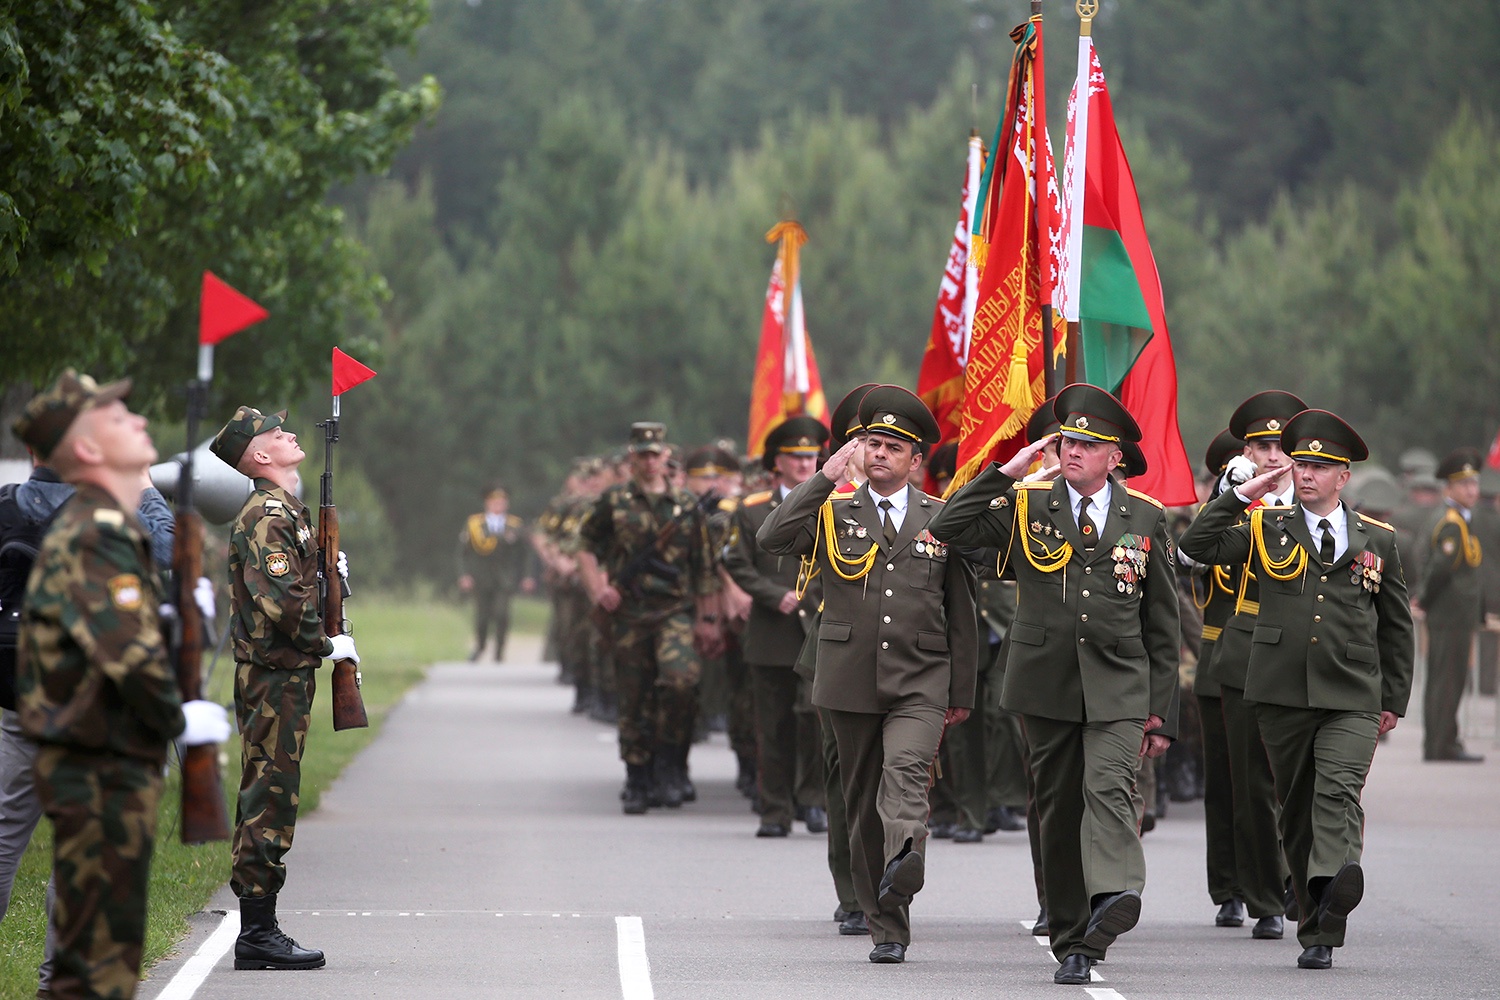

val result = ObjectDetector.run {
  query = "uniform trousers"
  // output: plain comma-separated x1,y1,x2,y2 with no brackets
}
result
1195,693,1239,905
233,662,315,898
1255,704,1379,949
0,709,55,988
36,747,161,1000
1423,625,1474,757
750,664,823,828
817,708,859,914
1222,684,1288,916
827,702,945,947
1023,715,1148,961
472,584,515,660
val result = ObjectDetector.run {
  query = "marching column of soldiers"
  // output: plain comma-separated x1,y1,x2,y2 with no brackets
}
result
525,378,1494,979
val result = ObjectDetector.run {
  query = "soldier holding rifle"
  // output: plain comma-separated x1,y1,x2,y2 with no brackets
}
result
211,406,360,971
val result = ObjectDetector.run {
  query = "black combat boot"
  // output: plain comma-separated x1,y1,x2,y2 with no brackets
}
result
735,754,757,798
234,894,326,970
622,763,651,815
677,743,697,803
653,746,684,808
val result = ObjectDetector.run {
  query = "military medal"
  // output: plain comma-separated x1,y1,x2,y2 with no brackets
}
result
916,542,926,554
855,526,867,539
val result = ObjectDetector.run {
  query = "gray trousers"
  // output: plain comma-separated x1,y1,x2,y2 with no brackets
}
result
0,709,56,989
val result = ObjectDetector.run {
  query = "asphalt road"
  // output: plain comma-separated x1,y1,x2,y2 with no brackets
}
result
140,639,1500,1000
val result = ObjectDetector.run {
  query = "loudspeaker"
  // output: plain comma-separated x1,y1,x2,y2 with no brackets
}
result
150,439,256,526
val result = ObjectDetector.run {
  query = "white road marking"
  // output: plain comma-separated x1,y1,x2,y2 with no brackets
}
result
153,910,238,1000
1085,988,1125,999
616,914,655,1000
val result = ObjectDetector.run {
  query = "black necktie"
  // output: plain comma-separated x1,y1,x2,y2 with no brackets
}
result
879,499,897,548
1077,497,1095,550
1318,518,1335,565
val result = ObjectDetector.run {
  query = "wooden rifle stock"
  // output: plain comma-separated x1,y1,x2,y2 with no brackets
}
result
319,428,368,731
170,466,231,843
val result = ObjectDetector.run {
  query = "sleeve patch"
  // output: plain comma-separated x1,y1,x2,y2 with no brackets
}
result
108,574,143,611
265,552,291,577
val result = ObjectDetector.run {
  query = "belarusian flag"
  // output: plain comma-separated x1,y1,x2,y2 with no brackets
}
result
747,220,830,457
1057,26,1195,505
951,16,1063,493
917,133,984,449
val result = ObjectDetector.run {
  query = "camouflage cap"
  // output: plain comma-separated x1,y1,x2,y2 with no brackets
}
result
12,368,132,460
210,405,286,468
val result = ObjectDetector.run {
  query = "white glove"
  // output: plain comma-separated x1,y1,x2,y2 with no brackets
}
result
1219,454,1256,493
181,700,231,746
193,576,216,622
336,550,349,583
329,633,360,664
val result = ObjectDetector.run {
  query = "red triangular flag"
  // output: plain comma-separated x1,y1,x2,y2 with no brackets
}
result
332,348,377,396
199,271,269,345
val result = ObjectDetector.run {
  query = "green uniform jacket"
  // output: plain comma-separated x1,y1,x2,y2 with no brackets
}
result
723,489,820,666
1418,503,1483,629
927,466,1181,731
1179,490,1415,715
757,472,978,714
228,481,334,671
456,513,532,591
1192,558,1239,698
17,484,184,764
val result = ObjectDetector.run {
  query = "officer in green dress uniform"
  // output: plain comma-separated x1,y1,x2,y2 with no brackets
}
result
1417,447,1485,762
1180,408,1415,971
456,485,534,661
928,383,1181,985
759,386,977,964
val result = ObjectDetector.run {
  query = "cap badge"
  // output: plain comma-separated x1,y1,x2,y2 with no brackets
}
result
1309,440,1323,452
882,414,896,425
1266,419,1280,431
1075,416,1089,430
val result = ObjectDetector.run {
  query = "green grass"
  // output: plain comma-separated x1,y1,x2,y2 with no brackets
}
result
0,590,483,996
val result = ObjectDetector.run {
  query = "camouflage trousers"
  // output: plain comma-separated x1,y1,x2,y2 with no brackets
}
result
232,662,315,898
35,746,162,1000
613,608,701,765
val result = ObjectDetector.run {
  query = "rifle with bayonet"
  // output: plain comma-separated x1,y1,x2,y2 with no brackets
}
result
318,401,368,731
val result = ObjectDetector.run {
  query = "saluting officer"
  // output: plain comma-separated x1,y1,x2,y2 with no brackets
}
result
759,385,977,964
1180,408,1415,971
1417,447,1486,762
212,406,361,971
929,383,1181,985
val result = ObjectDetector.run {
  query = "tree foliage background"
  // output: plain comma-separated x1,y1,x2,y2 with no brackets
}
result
4,0,1498,584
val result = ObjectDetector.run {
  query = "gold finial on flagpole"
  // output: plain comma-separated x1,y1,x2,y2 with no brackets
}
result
1077,0,1097,36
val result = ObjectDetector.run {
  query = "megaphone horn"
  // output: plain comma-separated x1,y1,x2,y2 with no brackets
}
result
150,438,256,526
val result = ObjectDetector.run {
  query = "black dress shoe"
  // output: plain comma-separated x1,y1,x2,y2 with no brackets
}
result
877,851,925,909
1215,898,1246,927
993,805,1025,831
1316,862,1363,937
930,821,958,839
1430,748,1486,762
804,806,828,833
1140,812,1156,833
1252,915,1284,939
1031,907,1049,936
1284,881,1300,921
952,827,983,844
839,910,869,936
1083,890,1141,951
869,942,906,963
755,822,790,838
834,906,851,922
1053,954,1093,984
1297,944,1333,969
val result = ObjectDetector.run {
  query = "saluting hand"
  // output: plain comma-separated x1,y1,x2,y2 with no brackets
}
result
1236,463,1291,502
1000,434,1057,479
820,437,862,485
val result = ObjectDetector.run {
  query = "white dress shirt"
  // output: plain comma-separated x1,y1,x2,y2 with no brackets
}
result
485,513,506,535
1303,503,1349,564
1065,479,1113,536
868,483,910,534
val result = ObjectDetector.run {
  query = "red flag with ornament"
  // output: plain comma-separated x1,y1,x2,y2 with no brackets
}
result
951,16,1064,493
747,221,830,458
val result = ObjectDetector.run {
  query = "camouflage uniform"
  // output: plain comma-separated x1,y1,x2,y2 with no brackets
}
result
579,480,711,766
18,484,183,1000
227,479,333,899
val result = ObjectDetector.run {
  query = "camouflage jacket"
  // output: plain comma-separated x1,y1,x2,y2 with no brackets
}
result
579,479,714,615
17,484,184,763
228,480,333,670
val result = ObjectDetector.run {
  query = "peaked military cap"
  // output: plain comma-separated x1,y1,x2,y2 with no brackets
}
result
1398,447,1438,479
1117,440,1148,478
686,445,743,477
1436,447,1483,482
1052,383,1141,443
830,383,879,448
209,405,286,469
858,385,941,446
1228,390,1307,441
1280,409,1368,465
1203,429,1245,478
12,368,133,460
1026,394,1061,444
628,421,668,453
761,415,830,470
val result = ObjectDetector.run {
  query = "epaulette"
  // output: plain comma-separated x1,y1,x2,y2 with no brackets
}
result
93,509,125,528
743,490,774,506
717,497,740,512
1016,481,1052,490
1261,504,1294,511
1358,514,1396,533
263,498,290,517
1125,487,1164,510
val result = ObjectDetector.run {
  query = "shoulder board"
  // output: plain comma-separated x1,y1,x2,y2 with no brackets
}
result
717,497,740,513
263,498,290,517
1261,504,1294,512
1124,487,1164,509
93,509,126,528
743,490,774,506
512,515,524,526
1016,481,1052,490
1358,515,1396,533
